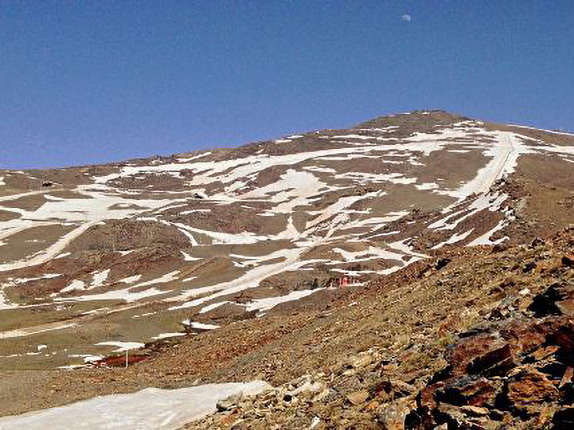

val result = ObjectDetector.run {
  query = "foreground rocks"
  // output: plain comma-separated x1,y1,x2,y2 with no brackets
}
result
184,230,574,429
185,347,419,429
186,317,574,429
406,315,574,429
186,314,574,429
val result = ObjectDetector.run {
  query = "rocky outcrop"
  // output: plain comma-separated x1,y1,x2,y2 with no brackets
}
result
184,347,419,429
406,309,574,429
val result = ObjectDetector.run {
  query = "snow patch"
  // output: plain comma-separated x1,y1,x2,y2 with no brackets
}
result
245,289,323,314
152,332,186,340
95,341,145,352
0,381,271,430
182,320,220,330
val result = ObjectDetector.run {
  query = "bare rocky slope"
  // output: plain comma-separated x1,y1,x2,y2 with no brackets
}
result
0,110,573,429
182,231,574,430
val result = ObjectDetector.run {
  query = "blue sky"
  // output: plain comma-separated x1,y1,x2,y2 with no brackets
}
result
1,1,573,169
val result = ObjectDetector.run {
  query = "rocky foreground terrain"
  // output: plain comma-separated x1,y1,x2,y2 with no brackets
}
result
0,110,573,429
183,231,574,429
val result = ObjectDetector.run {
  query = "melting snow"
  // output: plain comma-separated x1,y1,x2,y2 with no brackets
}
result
60,280,86,293
239,169,328,214
432,229,475,249
117,274,142,284
430,192,508,231
468,219,509,246
8,273,63,285
0,322,77,339
134,271,180,288
0,381,271,430
168,248,311,310
182,321,220,330
95,341,145,352
59,271,180,302
91,269,110,288
152,332,186,340
334,246,404,263
245,289,323,314
199,301,231,314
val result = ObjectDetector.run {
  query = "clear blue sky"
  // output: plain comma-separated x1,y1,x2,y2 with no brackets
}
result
1,1,573,169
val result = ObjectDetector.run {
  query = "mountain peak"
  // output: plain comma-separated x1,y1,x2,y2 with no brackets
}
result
354,109,471,129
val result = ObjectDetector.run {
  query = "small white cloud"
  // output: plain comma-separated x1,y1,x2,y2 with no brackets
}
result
401,14,412,22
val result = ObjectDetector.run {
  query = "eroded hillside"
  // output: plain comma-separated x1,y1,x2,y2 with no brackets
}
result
0,110,573,429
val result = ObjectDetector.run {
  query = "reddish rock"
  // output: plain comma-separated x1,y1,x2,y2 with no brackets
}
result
467,343,514,376
506,368,558,412
418,382,444,410
461,405,489,417
450,335,511,377
531,345,559,361
458,378,500,407
548,322,574,361
433,378,501,412
506,317,565,355
559,366,574,388
405,315,574,429
557,300,574,317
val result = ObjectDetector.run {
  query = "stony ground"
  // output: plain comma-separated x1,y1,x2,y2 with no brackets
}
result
1,228,572,430
182,229,574,429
